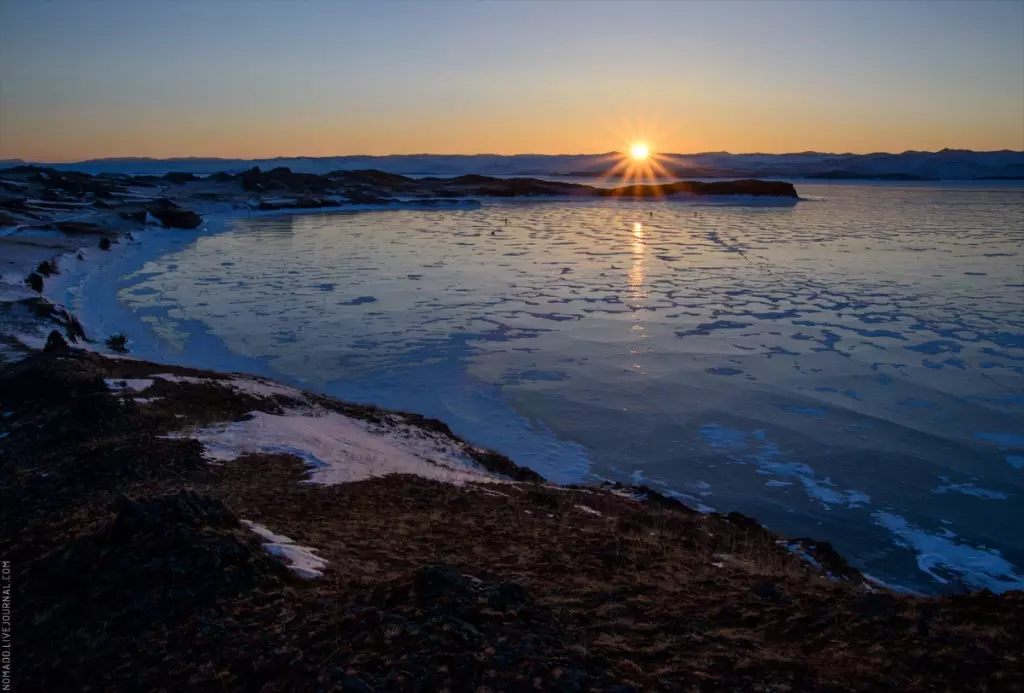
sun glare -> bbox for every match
[630,143,650,160]
[595,130,672,195]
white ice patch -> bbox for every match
[933,483,1008,500]
[575,504,603,516]
[242,520,327,578]
[699,424,747,452]
[872,511,1024,593]
[105,378,154,392]
[152,373,306,401]
[702,426,870,510]
[609,488,646,501]
[627,469,715,513]
[974,432,1024,448]
[779,540,829,576]
[171,408,499,485]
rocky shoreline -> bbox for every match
[2,166,1022,690]
[1,165,795,360]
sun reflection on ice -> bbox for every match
[629,221,646,298]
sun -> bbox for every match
[630,143,650,161]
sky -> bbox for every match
[1,0,1022,161]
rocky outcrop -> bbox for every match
[600,179,799,198]
[163,171,200,184]
[238,166,338,194]
[146,198,202,229]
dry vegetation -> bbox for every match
[1,349,1021,692]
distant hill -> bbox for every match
[2,150,1022,180]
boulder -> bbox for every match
[239,166,263,191]
[163,172,199,184]
[44,330,69,353]
[57,221,109,234]
[146,199,202,229]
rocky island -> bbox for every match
[1,165,1021,692]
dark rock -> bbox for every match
[725,511,764,532]
[65,313,86,342]
[105,333,129,353]
[99,237,112,251]
[119,210,147,224]
[57,221,108,234]
[469,447,544,482]
[36,260,58,277]
[791,538,863,582]
[209,171,234,183]
[413,565,470,602]
[25,272,43,292]
[329,169,416,191]
[112,490,239,534]
[163,171,199,184]
[343,191,392,205]
[239,166,263,191]
[146,199,202,229]
[752,581,791,604]
[599,179,799,198]
[337,674,373,692]
[852,593,897,621]
[44,330,69,352]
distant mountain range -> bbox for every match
[2,149,1022,180]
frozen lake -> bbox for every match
[103,182,1023,593]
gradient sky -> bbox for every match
[1,0,1022,161]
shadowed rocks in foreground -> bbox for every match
[1,349,1021,692]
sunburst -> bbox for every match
[596,141,674,198]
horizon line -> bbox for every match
[4,148,1023,166]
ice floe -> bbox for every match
[873,511,1024,593]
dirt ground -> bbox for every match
[2,349,1022,692]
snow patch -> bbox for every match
[575,504,603,517]
[170,407,499,485]
[242,520,327,578]
[152,373,306,401]
[105,378,154,392]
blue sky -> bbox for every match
[1,0,1021,160]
